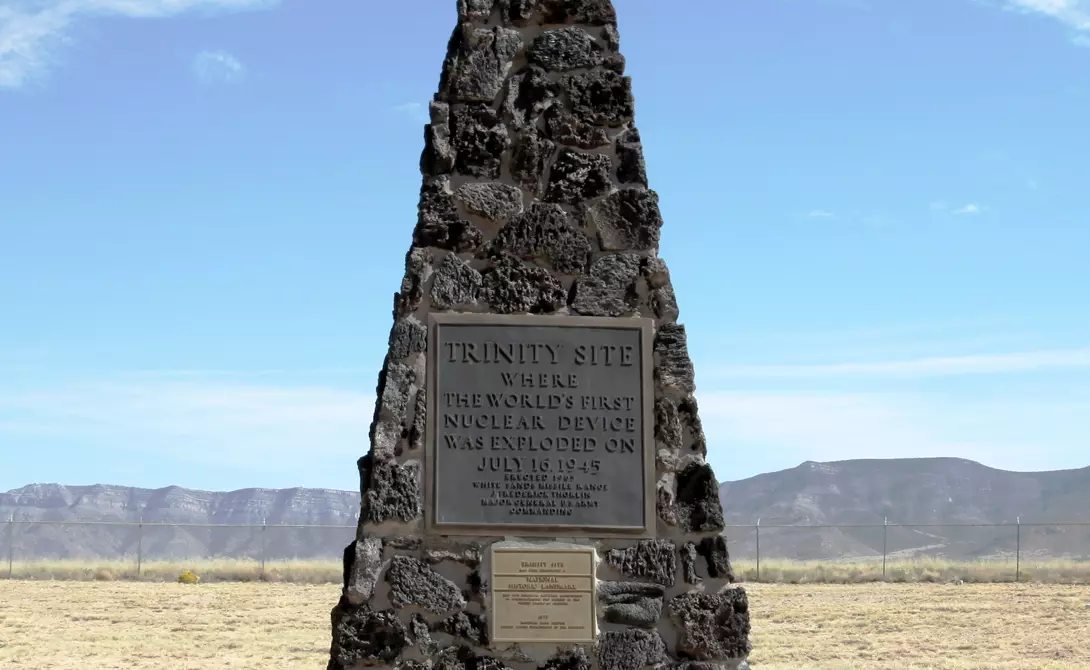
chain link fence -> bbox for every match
[4,516,1090,582]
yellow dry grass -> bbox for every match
[9,556,1090,584]
[2,580,1089,669]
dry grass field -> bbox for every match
[3,580,1090,669]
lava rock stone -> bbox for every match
[421,103,455,177]
[604,539,676,586]
[414,177,484,252]
[675,462,725,533]
[602,24,620,50]
[527,27,602,71]
[539,647,591,670]
[501,0,538,24]
[566,68,633,127]
[681,541,702,584]
[450,104,510,179]
[369,361,415,458]
[481,255,567,314]
[435,647,510,670]
[395,248,433,318]
[386,555,467,613]
[654,323,695,395]
[615,127,647,185]
[437,611,489,645]
[597,629,666,670]
[503,66,554,130]
[455,182,524,221]
[598,581,665,629]
[655,397,683,452]
[442,25,523,103]
[346,536,384,604]
[544,148,613,204]
[458,0,495,21]
[603,52,625,74]
[541,0,617,25]
[545,106,610,149]
[430,253,483,310]
[586,187,663,251]
[408,388,426,451]
[491,202,590,274]
[510,129,556,195]
[570,252,641,316]
[668,589,752,661]
[330,601,410,668]
[698,535,735,581]
[363,458,422,523]
[388,317,427,360]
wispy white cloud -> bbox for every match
[1004,0,1090,29]
[930,201,984,215]
[712,348,1090,379]
[192,49,244,83]
[0,0,278,89]
[953,203,981,214]
[699,390,1090,474]
[806,210,835,218]
[0,379,373,467]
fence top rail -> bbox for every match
[5,520,1090,528]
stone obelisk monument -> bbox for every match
[329,1,752,668]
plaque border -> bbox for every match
[425,312,656,539]
[488,545,598,645]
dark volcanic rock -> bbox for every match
[539,648,591,670]
[442,25,523,103]
[414,177,483,252]
[363,458,422,524]
[570,252,641,316]
[458,0,495,21]
[481,255,567,314]
[541,0,617,25]
[430,253,483,310]
[697,535,734,581]
[605,539,676,586]
[598,581,665,628]
[386,555,466,613]
[676,463,725,533]
[388,318,427,361]
[681,541,701,585]
[597,629,666,670]
[503,66,554,130]
[330,601,410,668]
[527,27,602,71]
[346,536,384,604]
[435,647,511,670]
[491,202,590,274]
[655,397,683,452]
[450,104,510,179]
[510,129,555,195]
[395,248,433,318]
[544,148,613,204]
[586,187,662,251]
[654,323,696,395]
[545,106,610,149]
[565,68,633,127]
[437,611,489,645]
[408,389,426,451]
[421,102,454,176]
[615,128,647,185]
[668,589,752,661]
[454,182,523,221]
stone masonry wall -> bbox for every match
[330,1,751,669]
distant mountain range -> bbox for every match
[4,457,1089,563]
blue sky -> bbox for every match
[1,0,1089,493]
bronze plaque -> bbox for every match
[425,313,655,538]
[490,546,597,644]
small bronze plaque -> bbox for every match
[490,546,597,644]
[425,313,655,537]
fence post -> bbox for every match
[137,515,143,577]
[260,516,267,581]
[755,518,760,583]
[882,517,888,580]
[1015,516,1021,583]
[6,513,13,580]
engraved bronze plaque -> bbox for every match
[425,313,655,537]
[490,546,597,644]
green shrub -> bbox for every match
[177,570,200,584]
